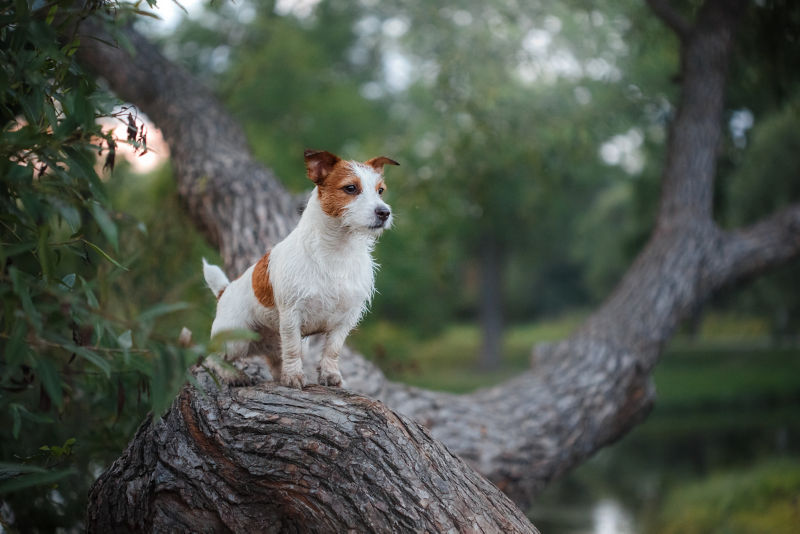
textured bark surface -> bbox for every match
[86,369,536,533]
[79,0,800,528]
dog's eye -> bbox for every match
[378,187,385,195]
[342,184,358,195]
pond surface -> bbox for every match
[528,345,800,533]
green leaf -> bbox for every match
[131,9,162,20]
[209,329,260,353]
[82,239,128,271]
[117,329,133,350]
[46,5,60,25]
[5,320,29,368]
[80,276,99,309]
[9,404,53,439]
[54,200,81,233]
[35,358,63,408]
[0,467,75,494]
[60,273,76,289]
[8,267,42,332]
[0,462,47,480]
[37,224,52,281]
[63,343,111,378]
[89,201,118,251]
[138,302,190,322]
[10,405,21,439]
[0,241,36,260]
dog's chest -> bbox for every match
[305,254,373,312]
[271,241,374,328]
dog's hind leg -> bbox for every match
[254,328,282,382]
[205,318,257,386]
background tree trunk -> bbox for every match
[77,0,800,528]
[478,235,504,371]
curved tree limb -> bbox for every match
[713,202,800,287]
[77,0,800,524]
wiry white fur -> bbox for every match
[202,258,229,297]
[345,162,393,232]
[203,160,391,389]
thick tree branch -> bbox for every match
[86,370,538,533]
[655,0,747,229]
[645,0,692,40]
[712,203,800,288]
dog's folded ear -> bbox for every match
[305,149,341,184]
[366,156,400,172]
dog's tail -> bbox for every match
[202,258,230,299]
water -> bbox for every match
[528,345,800,533]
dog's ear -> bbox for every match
[366,156,400,173]
[305,149,341,184]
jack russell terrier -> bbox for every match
[202,149,398,388]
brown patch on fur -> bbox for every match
[216,288,225,300]
[252,252,275,307]
[305,149,341,184]
[317,162,361,218]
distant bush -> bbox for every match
[650,459,800,534]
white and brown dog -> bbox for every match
[202,149,398,388]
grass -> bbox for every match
[651,458,800,534]
[351,313,799,402]
[350,313,584,392]
[653,347,800,405]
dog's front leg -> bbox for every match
[318,326,349,387]
[278,309,306,389]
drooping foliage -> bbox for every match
[0,2,206,527]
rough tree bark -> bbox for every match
[77,0,800,530]
[85,370,536,533]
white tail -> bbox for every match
[202,258,230,297]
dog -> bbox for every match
[202,149,398,389]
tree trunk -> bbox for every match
[86,370,537,533]
[478,235,504,371]
[76,0,800,527]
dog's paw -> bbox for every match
[225,372,259,387]
[280,372,306,390]
[318,370,343,387]
[206,360,256,387]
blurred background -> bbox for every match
[2,0,799,532]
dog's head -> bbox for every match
[305,149,399,235]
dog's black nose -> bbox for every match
[375,207,391,222]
